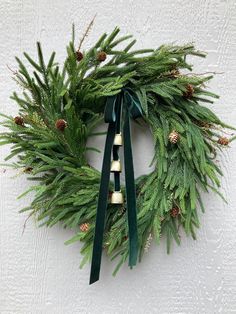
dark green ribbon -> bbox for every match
[89,89,142,285]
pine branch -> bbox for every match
[0,26,234,274]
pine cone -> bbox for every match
[218,137,229,146]
[194,120,212,128]
[55,119,67,131]
[183,84,194,99]
[144,233,153,252]
[14,116,24,126]
[169,130,179,144]
[97,51,107,62]
[75,50,83,62]
[24,167,33,173]
[170,206,180,217]
[170,69,180,78]
[80,223,90,232]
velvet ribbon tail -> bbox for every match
[89,96,117,285]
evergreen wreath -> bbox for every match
[1,24,235,283]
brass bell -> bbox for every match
[114,133,122,146]
[111,160,122,172]
[110,191,124,204]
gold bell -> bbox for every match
[114,133,122,146]
[111,160,122,172]
[110,191,124,204]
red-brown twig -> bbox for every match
[78,14,97,51]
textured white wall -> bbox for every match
[0,1,236,313]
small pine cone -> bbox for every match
[144,233,153,253]
[170,206,180,217]
[75,50,83,62]
[170,69,180,78]
[195,120,212,128]
[55,119,67,131]
[169,130,179,144]
[203,123,212,129]
[24,167,33,173]
[97,51,107,62]
[80,223,90,232]
[218,137,229,146]
[14,116,24,126]
[183,84,194,99]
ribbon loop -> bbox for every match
[124,89,143,119]
[104,95,117,123]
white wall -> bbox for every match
[0,1,236,313]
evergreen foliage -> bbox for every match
[0,26,234,275]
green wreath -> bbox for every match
[1,25,235,283]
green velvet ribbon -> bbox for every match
[89,89,143,285]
